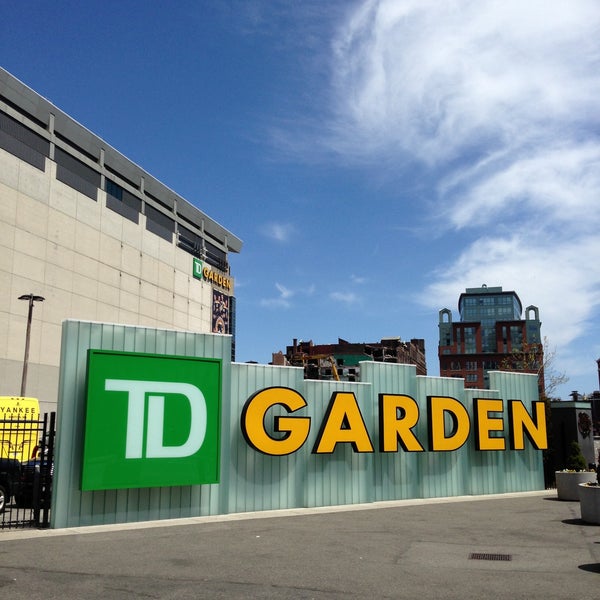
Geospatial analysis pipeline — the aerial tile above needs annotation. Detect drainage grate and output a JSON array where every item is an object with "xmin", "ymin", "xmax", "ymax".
[{"xmin": 469, "ymin": 552, "xmax": 512, "ymax": 561}]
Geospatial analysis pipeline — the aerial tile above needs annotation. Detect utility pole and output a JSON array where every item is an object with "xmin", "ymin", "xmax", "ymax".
[{"xmin": 18, "ymin": 293, "xmax": 45, "ymax": 397}]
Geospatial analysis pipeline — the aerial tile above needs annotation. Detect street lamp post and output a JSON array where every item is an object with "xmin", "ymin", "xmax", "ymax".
[{"xmin": 18, "ymin": 293, "xmax": 45, "ymax": 397}]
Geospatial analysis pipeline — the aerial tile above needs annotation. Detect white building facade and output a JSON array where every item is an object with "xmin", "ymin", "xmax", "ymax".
[{"xmin": 0, "ymin": 68, "xmax": 242, "ymax": 413}]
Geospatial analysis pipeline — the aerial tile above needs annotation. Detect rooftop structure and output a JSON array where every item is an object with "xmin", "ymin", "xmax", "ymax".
[{"xmin": 274, "ymin": 337, "xmax": 427, "ymax": 381}]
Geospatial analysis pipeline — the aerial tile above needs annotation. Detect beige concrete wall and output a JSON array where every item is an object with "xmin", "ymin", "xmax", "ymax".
[{"xmin": 0, "ymin": 148, "xmax": 217, "ymax": 413}]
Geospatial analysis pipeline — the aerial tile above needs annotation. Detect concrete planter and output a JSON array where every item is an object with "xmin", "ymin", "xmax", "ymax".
[
  {"xmin": 555, "ymin": 471, "xmax": 597, "ymax": 501},
  {"xmin": 578, "ymin": 483, "xmax": 600, "ymax": 524}
]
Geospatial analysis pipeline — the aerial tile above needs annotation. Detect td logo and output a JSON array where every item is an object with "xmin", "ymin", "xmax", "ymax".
[
  {"xmin": 105, "ymin": 380, "xmax": 207, "ymax": 459},
  {"xmin": 82, "ymin": 350, "xmax": 221, "ymax": 491},
  {"xmin": 192, "ymin": 257, "xmax": 203, "ymax": 279}
]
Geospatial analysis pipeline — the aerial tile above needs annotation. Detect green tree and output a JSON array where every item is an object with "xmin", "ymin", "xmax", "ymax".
[
  {"xmin": 499, "ymin": 336, "xmax": 568, "ymax": 400},
  {"xmin": 566, "ymin": 441, "xmax": 587, "ymax": 471}
]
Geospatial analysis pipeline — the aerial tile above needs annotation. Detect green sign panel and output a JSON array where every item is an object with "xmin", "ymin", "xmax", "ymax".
[
  {"xmin": 193, "ymin": 257, "xmax": 203, "ymax": 280},
  {"xmin": 82, "ymin": 350, "xmax": 222, "ymax": 491}
]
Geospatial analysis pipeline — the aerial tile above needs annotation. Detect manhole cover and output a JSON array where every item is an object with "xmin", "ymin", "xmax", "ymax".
[{"xmin": 469, "ymin": 552, "xmax": 512, "ymax": 561}]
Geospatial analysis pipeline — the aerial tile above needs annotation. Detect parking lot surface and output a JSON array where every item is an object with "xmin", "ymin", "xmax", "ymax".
[{"xmin": 0, "ymin": 490, "xmax": 599, "ymax": 599}]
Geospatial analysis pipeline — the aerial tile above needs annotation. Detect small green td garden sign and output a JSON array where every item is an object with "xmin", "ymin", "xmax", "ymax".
[{"xmin": 82, "ymin": 350, "xmax": 222, "ymax": 491}]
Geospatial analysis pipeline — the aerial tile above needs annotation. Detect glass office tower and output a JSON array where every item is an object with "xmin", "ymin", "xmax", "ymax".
[{"xmin": 439, "ymin": 285, "xmax": 543, "ymax": 391}]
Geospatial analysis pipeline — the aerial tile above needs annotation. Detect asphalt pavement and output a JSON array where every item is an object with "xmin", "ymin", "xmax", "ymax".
[{"xmin": 0, "ymin": 490, "xmax": 599, "ymax": 599}]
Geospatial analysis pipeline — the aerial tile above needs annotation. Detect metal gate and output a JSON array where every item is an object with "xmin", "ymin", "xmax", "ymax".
[{"xmin": 0, "ymin": 412, "xmax": 56, "ymax": 530}]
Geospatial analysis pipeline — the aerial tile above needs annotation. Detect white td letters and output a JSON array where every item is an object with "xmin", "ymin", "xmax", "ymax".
[{"xmin": 105, "ymin": 379, "xmax": 207, "ymax": 459}]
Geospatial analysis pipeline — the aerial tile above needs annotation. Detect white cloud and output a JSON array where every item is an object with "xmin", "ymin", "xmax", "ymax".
[
  {"xmin": 275, "ymin": 282, "xmax": 294, "ymax": 299},
  {"xmin": 259, "ymin": 298, "xmax": 291, "ymax": 308},
  {"xmin": 329, "ymin": 0, "xmax": 600, "ymax": 165},
  {"xmin": 260, "ymin": 222, "xmax": 295, "ymax": 243},
  {"xmin": 260, "ymin": 282, "xmax": 294, "ymax": 309},
  {"xmin": 319, "ymin": 1, "xmax": 600, "ymax": 393},
  {"xmin": 439, "ymin": 143, "xmax": 600, "ymax": 233},
  {"xmin": 259, "ymin": 297, "xmax": 291, "ymax": 309},
  {"xmin": 260, "ymin": 282, "xmax": 316, "ymax": 309},
  {"xmin": 329, "ymin": 291, "xmax": 361, "ymax": 305},
  {"xmin": 351, "ymin": 274, "xmax": 367, "ymax": 284}
]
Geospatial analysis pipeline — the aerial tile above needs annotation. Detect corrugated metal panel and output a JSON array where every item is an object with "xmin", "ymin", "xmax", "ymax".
[
  {"xmin": 416, "ymin": 376, "xmax": 468, "ymax": 499},
  {"xmin": 464, "ymin": 388, "xmax": 505, "ymax": 496},
  {"xmin": 361, "ymin": 362, "xmax": 420, "ymax": 501},
  {"xmin": 489, "ymin": 371, "xmax": 544, "ymax": 492},
  {"xmin": 227, "ymin": 363, "xmax": 305, "ymax": 513},
  {"xmin": 52, "ymin": 320, "xmax": 231, "ymax": 528},
  {"xmin": 303, "ymin": 380, "xmax": 374, "ymax": 508}
]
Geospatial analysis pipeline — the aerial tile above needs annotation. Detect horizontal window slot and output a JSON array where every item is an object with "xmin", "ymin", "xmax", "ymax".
[{"xmin": 0, "ymin": 130, "xmax": 46, "ymax": 170}]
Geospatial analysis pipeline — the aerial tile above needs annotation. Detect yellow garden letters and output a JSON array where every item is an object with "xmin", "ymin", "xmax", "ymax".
[{"xmin": 240, "ymin": 387, "xmax": 547, "ymax": 456}]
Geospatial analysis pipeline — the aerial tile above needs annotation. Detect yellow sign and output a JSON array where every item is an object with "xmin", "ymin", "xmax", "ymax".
[
  {"xmin": 0, "ymin": 396, "xmax": 40, "ymax": 462},
  {"xmin": 240, "ymin": 388, "xmax": 547, "ymax": 456},
  {"xmin": 202, "ymin": 266, "xmax": 232, "ymax": 291}
]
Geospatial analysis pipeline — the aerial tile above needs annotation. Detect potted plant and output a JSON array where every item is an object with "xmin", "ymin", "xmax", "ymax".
[
  {"xmin": 578, "ymin": 450, "xmax": 600, "ymax": 523},
  {"xmin": 555, "ymin": 441, "xmax": 596, "ymax": 501}
]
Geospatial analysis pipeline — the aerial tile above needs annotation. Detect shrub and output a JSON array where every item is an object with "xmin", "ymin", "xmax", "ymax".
[{"xmin": 566, "ymin": 441, "xmax": 587, "ymax": 471}]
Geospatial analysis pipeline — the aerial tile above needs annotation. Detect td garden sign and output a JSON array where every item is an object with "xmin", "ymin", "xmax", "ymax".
[
  {"xmin": 241, "ymin": 388, "xmax": 547, "ymax": 456},
  {"xmin": 81, "ymin": 349, "xmax": 546, "ymax": 491},
  {"xmin": 54, "ymin": 322, "xmax": 547, "ymax": 529}
]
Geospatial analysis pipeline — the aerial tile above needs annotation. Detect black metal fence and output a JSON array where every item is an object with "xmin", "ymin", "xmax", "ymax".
[{"xmin": 0, "ymin": 412, "xmax": 55, "ymax": 530}]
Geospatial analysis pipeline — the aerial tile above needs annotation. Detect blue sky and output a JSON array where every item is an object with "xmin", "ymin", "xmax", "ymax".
[{"xmin": 2, "ymin": 0, "xmax": 599, "ymax": 399}]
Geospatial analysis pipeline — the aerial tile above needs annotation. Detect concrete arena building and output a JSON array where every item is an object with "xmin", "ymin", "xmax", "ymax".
[{"xmin": 0, "ymin": 68, "xmax": 242, "ymax": 413}]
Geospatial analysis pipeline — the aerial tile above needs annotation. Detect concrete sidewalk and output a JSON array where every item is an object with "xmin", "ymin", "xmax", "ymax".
[{"xmin": 0, "ymin": 491, "xmax": 598, "ymax": 599}]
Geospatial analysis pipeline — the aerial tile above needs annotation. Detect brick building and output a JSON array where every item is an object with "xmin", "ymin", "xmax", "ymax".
[
  {"xmin": 438, "ymin": 285, "xmax": 544, "ymax": 393},
  {"xmin": 274, "ymin": 337, "xmax": 427, "ymax": 381}
]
